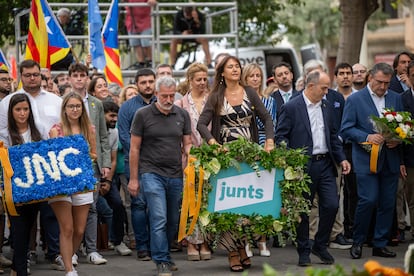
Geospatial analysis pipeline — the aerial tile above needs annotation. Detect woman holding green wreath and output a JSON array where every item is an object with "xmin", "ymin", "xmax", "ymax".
[{"xmin": 197, "ymin": 55, "xmax": 274, "ymax": 272}]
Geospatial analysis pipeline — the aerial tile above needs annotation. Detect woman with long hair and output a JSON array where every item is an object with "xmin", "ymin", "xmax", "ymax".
[
  {"xmin": 175, "ymin": 62, "xmax": 211, "ymax": 261},
  {"xmin": 88, "ymin": 76, "xmax": 110, "ymax": 102},
  {"xmin": 0, "ymin": 93, "xmax": 48, "ymax": 276},
  {"xmin": 197, "ymin": 56, "xmax": 275, "ymax": 272},
  {"xmin": 48, "ymin": 92, "xmax": 97, "ymax": 276}
]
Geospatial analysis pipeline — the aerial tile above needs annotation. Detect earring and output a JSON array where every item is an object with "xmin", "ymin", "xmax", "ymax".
[{"xmin": 219, "ymin": 76, "xmax": 224, "ymax": 85}]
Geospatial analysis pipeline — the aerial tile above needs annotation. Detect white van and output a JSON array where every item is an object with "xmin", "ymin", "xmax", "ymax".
[{"xmin": 175, "ymin": 45, "xmax": 302, "ymax": 85}]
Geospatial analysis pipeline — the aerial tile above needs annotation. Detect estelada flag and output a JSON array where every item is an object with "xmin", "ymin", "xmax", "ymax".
[
  {"xmin": 0, "ymin": 49, "xmax": 9, "ymax": 71},
  {"xmin": 25, "ymin": 0, "xmax": 71, "ymax": 69},
  {"xmin": 102, "ymin": 0, "xmax": 123, "ymax": 87}
]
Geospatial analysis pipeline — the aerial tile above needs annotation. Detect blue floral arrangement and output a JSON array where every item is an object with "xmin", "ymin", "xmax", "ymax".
[{"xmin": 5, "ymin": 135, "xmax": 96, "ymax": 204}]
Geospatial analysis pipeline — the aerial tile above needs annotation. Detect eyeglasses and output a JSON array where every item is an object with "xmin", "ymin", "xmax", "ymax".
[
  {"xmin": 0, "ymin": 78, "xmax": 12, "ymax": 82},
  {"xmin": 66, "ymin": 104, "xmax": 82, "ymax": 110},
  {"xmin": 353, "ymin": 70, "xmax": 367, "ymax": 75},
  {"xmin": 22, "ymin": 73, "xmax": 41, "ymax": 78}
]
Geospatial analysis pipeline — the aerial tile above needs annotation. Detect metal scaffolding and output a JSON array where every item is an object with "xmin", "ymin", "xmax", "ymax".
[{"xmin": 14, "ymin": 1, "xmax": 238, "ymax": 79}]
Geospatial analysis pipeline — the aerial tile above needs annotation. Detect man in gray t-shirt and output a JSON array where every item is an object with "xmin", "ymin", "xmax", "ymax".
[{"xmin": 128, "ymin": 76, "xmax": 192, "ymax": 275}]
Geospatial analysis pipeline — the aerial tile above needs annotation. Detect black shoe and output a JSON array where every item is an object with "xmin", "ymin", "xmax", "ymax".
[
  {"xmin": 329, "ymin": 234, "xmax": 353, "ymax": 249},
  {"xmin": 350, "ymin": 243, "xmax": 362, "ymax": 259},
  {"xmin": 137, "ymin": 250, "xmax": 151, "ymax": 261},
  {"xmin": 311, "ymin": 247, "xmax": 334, "ymax": 264},
  {"xmin": 298, "ymin": 254, "xmax": 311, "ymax": 267},
  {"xmin": 372, "ymin": 247, "xmax": 396, "ymax": 258},
  {"xmin": 398, "ymin": 229, "xmax": 406, "ymax": 243}
]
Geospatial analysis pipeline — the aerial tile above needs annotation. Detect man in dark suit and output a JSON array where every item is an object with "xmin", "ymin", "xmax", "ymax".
[
  {"xmin": 341, "ymin": 62, "xmax": 403, "ymax": 259},
  {"xmin": 400, "ymin": 60, "xmax": 414, "ymax": 241},
  {"xmin": 270, "ymin": 62, "xmax": 299, "ymax": 119},
  {"xmin": 275, "ymin": 70, "xmax": 351, "ymax": 266},
  {"xmin": 388, "ymin": 51, "xmax": 413, "ymax": 94}
]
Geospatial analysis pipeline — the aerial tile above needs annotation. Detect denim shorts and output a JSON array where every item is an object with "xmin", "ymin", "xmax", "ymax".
[{"xmin": 128, "ymin": 28, "xmax": 152, "ymax": 48}]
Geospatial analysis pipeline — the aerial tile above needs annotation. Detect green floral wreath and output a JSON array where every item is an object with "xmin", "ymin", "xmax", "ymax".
[{"xmin": 189, "ymin": 137, "xmax": 311, "ymax": 248}]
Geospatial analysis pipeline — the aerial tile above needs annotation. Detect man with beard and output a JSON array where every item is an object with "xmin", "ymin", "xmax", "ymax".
[
  {"xmin": 128, "ymin": 76, "xmax": 191, "ymax": 276},
  {"xmin": 334, "ymin": 63, "xmax": 356, "ymax": 100},
  {"xmin": 0, "ymin": 69, "xmax": 12, "ymax": 100},
  {"xmin": 118, "ymin": 68, "xmax": 156, "ymax": 262},
  {"xmin": 352, "ymin": 63, "xmax": 368, "ymax": 91},
  {"xmin": 270, "ymin": 62, "xmax": 299, "ymax": 119}
]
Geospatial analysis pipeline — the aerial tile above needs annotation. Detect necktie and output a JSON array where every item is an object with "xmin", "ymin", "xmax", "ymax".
[{"xmin": 283, "ymin": 93, "xmax": 290, "ymax": 103}]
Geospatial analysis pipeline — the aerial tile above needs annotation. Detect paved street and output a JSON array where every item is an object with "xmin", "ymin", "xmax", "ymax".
[{"xmin": 7, "ymin": 239, "xmax": 412, "ymax": 276}]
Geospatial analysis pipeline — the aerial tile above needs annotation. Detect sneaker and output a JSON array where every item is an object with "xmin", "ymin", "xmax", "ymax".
[
  {"xmin": 329, "ymin": 234, "xmax": 353, "ymax": 250},
  {"xmin": 114, "ymin": 242, "xmax": 132, "ymax": 256},
  {"xmin": 51, "ymin": 255, "xmax": 65, "ymax": 271},
  {"xmin": 27, "ymin": 251, "xmax": 37, "ymax": 265},
  {"xmin": 157, "ymin": 262, "xmax": 172, "ymax": 276},
  {"xmin": 72, "ymin": 254, "xmax": 78, "ymax": 267},
  {"xmin": 27, "ymin": 258, "xmax": 31, "ymax": 274},
  {"xmin": 65, "ymin": 271, "xmax": 79, "ymax": 276},
  {"xmin": 108, "ymin": 241, "xmax": 115, "ymax": 250},
  {"xmin": 87, "ymin": 252, "xmax": 107, "ymax": 265},
  {"xmin": 167, "ymin": 261, "xmax": 178, "ymax": 271},
  {"xmin": 137, "ymin": 250, "xmax": 151, "ymax": 261},
  {"xmin": 0, "ymin": 254, "xmax": 12, "ymax": 267}
]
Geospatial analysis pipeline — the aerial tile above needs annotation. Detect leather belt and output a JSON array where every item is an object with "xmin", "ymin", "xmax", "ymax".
[{"xmin": 312, "ymin": 153, "xmax": 328, "ymax": 161}]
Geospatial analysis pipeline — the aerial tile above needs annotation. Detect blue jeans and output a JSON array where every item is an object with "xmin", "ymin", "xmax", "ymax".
[
  {"xmin": 103, "ymin": 182, "xmax": 126, "ymax": 245},
  {"xmin": 140, "ymin": 173, "xmax": 183, "ymax": 264},
  {"xmin": 125, "ymin": 160, "xmax": 149, "ymax": 251}
]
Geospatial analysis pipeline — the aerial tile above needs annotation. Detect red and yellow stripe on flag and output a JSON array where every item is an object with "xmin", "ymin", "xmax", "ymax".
[
  {"xmin": 104, "ymin": 47, "xmax": 123, "ymax": 87},
  {"xmin": 102, "ymin": 0, "xmax": 123, "ymax": 87},
  {"xmin": 25, "ymin": 0, "xmax": 71, "ymax": 68}
]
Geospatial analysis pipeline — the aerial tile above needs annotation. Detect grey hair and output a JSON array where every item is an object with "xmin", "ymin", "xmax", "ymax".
[
  {"xmin": 371, "ymin": 62, "xmax": 394, "ymax": 77},
  {"xmin": 155, "ymin": 76, "xmax": 176, "ymax": 92},
  {"xmin": 57, "ymin": 8, "xmax": 70, "ymax": 17},
  {"xmin": 305, "ymin": 70, "xmax": 321, "ymax": 87},
  {"xmin": 303, "ymin": 59, "xmax": 327, "ymax": 76}
]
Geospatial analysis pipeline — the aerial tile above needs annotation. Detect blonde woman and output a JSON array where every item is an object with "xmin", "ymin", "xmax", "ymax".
[
  {"xmin": 175, "ymin": 63, "xmax": 211, "ymax": 261},
  {"xmin": 119, "ymin": 84, "xmax": 138, "ymax": 105},
  {"xmin": 49, "ymin": 92, "xmax": 97, "ymax": 276}
]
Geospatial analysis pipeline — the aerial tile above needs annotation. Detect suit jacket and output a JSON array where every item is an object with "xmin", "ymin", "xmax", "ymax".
[
  {"xmin": 389, "ymin": 74, "xmax": 405, "ymax": 94},
  {"xmin": 326, "ymin": 89, "xmax": 345, "ymax": 134},
  {"xmin": 340, "ymin": 87, "xmax": 403, "ymax": 174},
  {"xmin": 87, "ymin": 95, "xmax": 111, "ymax": 170},
  {"xmin": 401, "ymin": 89, "xmax": 414, "ymax": 167},
  {"xmin": 270, "ymin": 89, "xmax": 300, "ymax": 119},
  {"xmin": 275, "ymin": 94, "xmax": 346, "ymax": 175}
]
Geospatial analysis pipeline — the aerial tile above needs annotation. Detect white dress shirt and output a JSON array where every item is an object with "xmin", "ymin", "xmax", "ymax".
[{"xmin": 303, "ymin": 94, "xmax": 328, "ymax": 155}]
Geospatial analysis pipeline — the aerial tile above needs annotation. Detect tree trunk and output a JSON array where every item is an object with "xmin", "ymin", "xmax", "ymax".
[{"xmin": 337, "ymin": 0, "xmax": 379, "ymax": 65}]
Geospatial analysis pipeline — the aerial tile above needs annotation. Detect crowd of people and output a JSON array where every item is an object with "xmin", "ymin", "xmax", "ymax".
[{"xmin": 0, "ymin": 49, "xmax": 413, "ymax": 276}]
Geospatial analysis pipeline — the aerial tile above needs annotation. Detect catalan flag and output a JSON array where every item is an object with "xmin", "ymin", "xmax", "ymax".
[
  {"xmin": 88, "ymin": 0, "xmax": 106, "ymax": 70},
  {"xmin": 25, "ymin": 0, "xmax": 71, "ymax": 68},
  {"xmin": 0, "ymin": 49, "xmax": 9, "ymax": 71},
  {"xmin": 102, "ymin": 0, "xmax": 124, "ymax": 87},
  {"xmin": 103, "ymin": 0, "xmax": 123, "ymax": 87}
]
